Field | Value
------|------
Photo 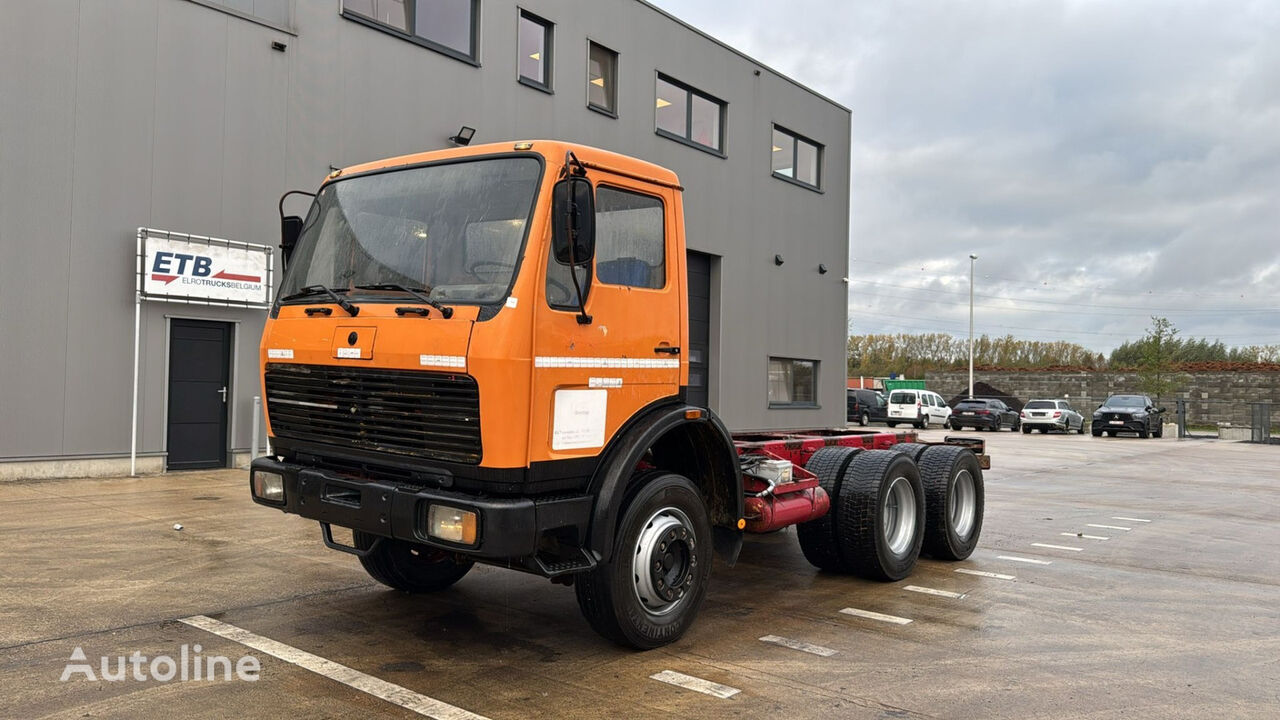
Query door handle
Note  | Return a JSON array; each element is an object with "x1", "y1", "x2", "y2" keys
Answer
[
  {"x1": 653, "y1": 346, "x2": 681, "y2": 355},
  {"x1": 218, "y1": 386, "x2": 228, "y2": 404}
]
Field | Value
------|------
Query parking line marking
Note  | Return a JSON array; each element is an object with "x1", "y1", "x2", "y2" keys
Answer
[
  {"x1": 904, "y1": 585, "x2": 967, "y2": 599},
  {"x1": 1061, "y1": 533, "x2": 1109, "y2": 541},
  {"x1": 998, "y1": 555, "x2": 1052, "y2": 565},
  {"x1": 1031, "y1": 542, "x2": 1083, "y2": 552},
  {"x1": 650, "y1": 670, "x2": 741, "y2": 699},
  {"x1": 839, "y1": 608, "x2": 913, "y2": 625},
  {"x1": 179, "y1": 615, "x2": 489, "y2": 720},
  {"x1": 955, "y1": 568, "x2": 1015, "y2": 580},
  {"x1": 759, "y1": 635, "x2": 838, "y2": 657},
  {"x1": 1113, "y1": 516, "x2": 1152, "y2": 523},
  {"x1": 1088, "y1": 524, "x2": 1131, "y2": 531}
]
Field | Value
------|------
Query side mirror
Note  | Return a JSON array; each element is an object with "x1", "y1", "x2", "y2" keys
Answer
[
  {"x1": 281, "y1": 215, "x2": 304, "y2": 267},
  {"x1": 551, "y1": 176, "x2": 595, "y2": 265}
]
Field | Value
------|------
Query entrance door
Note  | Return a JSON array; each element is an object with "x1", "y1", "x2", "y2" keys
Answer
[
  {"x1": 686, "y1": 251, "x2": 712, "y2": 408},
  {"x1": 167, "y1": 319, "x2": 231, "y2": 470}
]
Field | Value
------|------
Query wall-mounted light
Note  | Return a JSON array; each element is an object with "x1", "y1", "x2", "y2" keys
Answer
[
  {"x1": 774, "y1": 254, "x2": 785, "y2": 266},
  {"x1": 271, "y1": 41, "x2": 287, "y2": 52},
  {"x1": 449, "y1": 126, "x2": 476, "y2": 146},
  {"x1": 818, "y1": 263, "x2": 828, "y2": 274}
]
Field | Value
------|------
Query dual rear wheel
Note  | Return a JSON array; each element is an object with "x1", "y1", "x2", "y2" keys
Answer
[{"x1": 796, "y1": 445, "x2": 984, "y2": 580}]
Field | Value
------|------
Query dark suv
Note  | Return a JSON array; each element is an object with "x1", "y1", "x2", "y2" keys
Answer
[
  {"x1": 846, "y1": 388, "x2": 888, "y2": 426},
  {"x1": 950, "y1": 398, "x2": 1020, "y2": 431},
  {"x1": 1092, "y1": 394, "x2": 1166, "y2": 438}
]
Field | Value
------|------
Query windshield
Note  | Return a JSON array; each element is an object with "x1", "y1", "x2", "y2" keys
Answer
[
  {"x1": 280, "y1": 156, "x2": 542, "y2": 305},
  {"x1": 1107, "y1": 395, "x2": 1147, "y2": 407},
  {"x1": 890, "y1": 391, "x2": 917, "y2": 404},
  {"x1": 1024, "y1": 401, "x2": 1055, "y2": 409}
]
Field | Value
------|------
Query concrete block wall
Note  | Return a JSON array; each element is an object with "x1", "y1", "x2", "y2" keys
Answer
[{"x1": 929, "y1": 371, "x2": 1279, "y2": 427}]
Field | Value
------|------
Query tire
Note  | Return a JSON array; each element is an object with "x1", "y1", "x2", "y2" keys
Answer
[
  {"x1": 888, "y1": 442, "x2": 930, "y2": 462},
  {"x1": 575, "y1": 472, "x2": 712, "y2": 649},
  {"x1": 354, "y1": 531, "x2": 473, "y2": 593},
  {"x1": 1038, "y1": 428, "x2": 1047, "y2": 433},
  {"x1": 1138, "y1": 429, "x2": 1149, "y2": 439},
  {"x1": 837, "y1": 450, "x2": 925, "y2": 581},
  {"x1": 1022, "y1": 426, "x2": 1032, "y2": 434},
  {"x1": 859, "y1": 411, "x2": 870, "y2": 427},
  {"x1": 886, "y1": 422, "x2": 897, "y2": 428},
  {"x1": 1092, "y1": 429, "x2": 1102, "y2": 437},
  {"x1": 919, "y1": 415, "x2": 930, "y2": 430},
  {"x1": 918, "y1": 446, "x2": 984, "y2": 561},
  {"x1": 1076, "y1": 421, "x2": 1085, "y2": 435},
  {"x1": 796, "y1": 446, "x2": 863, "y2": 572},
  {"x1": 1012, "y1": 419, "x2": 1021, "y2": 432},
  {"x1": 1154, "y1": 423, "x2": 1164, "y2": 438}
]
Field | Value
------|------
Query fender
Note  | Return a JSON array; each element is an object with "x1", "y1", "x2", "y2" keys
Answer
[{"x1": 586, "y1": 402, "x2": 743, "y2": 564}]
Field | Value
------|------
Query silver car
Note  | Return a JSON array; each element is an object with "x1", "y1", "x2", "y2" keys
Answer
[{"x1": 1020, "y1": 399, "x2": 1085, "y2": 434}]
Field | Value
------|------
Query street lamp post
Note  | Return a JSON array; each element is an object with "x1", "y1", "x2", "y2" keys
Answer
[{"x1": 968, "y1": 253, "x2": 977, "y2": 399}]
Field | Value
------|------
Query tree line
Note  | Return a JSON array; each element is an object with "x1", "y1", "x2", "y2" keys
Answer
[{"x1": 848, "y1": 322, "x2": 1280, "y2": 378}]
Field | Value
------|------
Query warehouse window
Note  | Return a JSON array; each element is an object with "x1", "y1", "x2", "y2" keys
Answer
[
  {"x1": 771, "y1": 125, "x2": 822, "y2": 190},
  {"x1": 594, "y1": 187, "x2": 665, "y2": 289},
  {"x1": 655, "y1": 74, "x2": 725, "y2": 155},
  {"x1": 517, "y1": 9, "x2": 552, "y2": 91},
  {"x1": 587, "y1": 42, "x2": 618, "y2": 116},
  {"x1": 342, "y1": 0, "x2": 479, "y2": 65},
  {"x1": 768, "y1": 358, "x2": 818, "y2": 407}
]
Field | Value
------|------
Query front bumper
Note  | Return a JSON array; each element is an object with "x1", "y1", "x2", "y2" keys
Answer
[
  {"x1": 249, "y1": 457, "x2": 592, "y2": 561},
  {"x1": 1095, "y1": 417, "x2": 1148, "y2": 433}
]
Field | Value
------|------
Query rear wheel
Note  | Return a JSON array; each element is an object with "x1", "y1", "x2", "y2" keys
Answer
[
  {"x1": 796, "y1": 447, "x2": 862, "y2": 572},
  {"x1": 354, "y1": 531, "x2": 473, "y2": 593},
  {"x1": 837, "y1": 451, "x2": 925, "y2": 581},
  {"x1": 1022, "y1": 426, "x2": 1032, "y2": 434},
  {"x1": 1076, "y1": 421, "x2": 1085, "y2": 435},
  {"x1": 918, "y1": 446, "x2": 984, "y2": 560},
  {"x1": 888, "y1": 442, "x2": 930, "y2": 462},
  {"x1": 1153, "y1": 422, "x2": 1164, "y2": 438},
  {"x1": 919, "y1": 415, "x2": 930, "y2": 430},
  {"x1": 575, "y1": 472, "x2": 712, "y2": 649},
  {"x1": 886, "y1": 422, "x2": 897, "y2": 428},
  {"x1": 859, "y1": 411, "x2": 870, "y2": 427}
]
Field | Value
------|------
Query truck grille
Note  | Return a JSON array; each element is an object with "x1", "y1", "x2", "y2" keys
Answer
[{"x1": 264, "y1": 363, "x2": 481, "y2": 464}]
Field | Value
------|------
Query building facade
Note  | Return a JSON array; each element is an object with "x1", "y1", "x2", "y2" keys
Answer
[{"x1": 0, "y1": 0, "x2": 851, "y2": 478}]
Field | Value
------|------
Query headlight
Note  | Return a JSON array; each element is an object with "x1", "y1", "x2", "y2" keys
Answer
[
  {"x1": 251, "y1": 470, "x2": 285, "y2": 503},
  {"x1": 427, "y1": 505, "x2": 477, "y2": 545},
  {"x1": 1133, "y1": 412, "x2": 1148, "y2": 419},
  {"x1": 1092, "y1": 412, "x2": 1103, "y2": 419}
]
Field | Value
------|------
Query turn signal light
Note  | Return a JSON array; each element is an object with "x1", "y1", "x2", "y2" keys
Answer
[{"x1": 427, "y1": 505, "x2": 477, "y2": 545}]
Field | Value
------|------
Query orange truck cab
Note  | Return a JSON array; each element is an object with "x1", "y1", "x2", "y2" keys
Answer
[{"x1": 250, "y1": 140, "x2": 988, "y2": 649}]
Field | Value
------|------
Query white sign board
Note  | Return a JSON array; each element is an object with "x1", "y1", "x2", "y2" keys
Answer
[
  {"x1": 552, "y1": 389, "x2": 608, "y2": 450},
  {"x1": 138, "y1": 228, "x2": 273, "y2": 307}
]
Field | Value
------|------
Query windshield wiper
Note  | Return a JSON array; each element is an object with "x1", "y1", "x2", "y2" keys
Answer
[
  {"x1": 279, "y1": 284, "x2": 359, "y2": 316},
  {"x1": 354, "y1": 283, "x2": 454, "y2": 319}
]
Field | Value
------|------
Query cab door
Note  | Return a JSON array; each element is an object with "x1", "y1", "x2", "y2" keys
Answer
[{"x1": 531, "y1": 173, "x2": 684, "y2": 462}]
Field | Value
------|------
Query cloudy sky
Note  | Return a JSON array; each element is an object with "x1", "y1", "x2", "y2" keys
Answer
[{"x1": 650, "y1": 0, "x2": 1280, "y2": 353}]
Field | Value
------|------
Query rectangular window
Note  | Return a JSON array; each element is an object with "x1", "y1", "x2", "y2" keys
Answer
[
  {"x1": 771, "y1": 125, "x2": 823, "y2": 189},
  {"x1": 768, "y1": 358, "x2": 818, "y2": 407},
  {"x1": 342, "y1": 0, "x2": 478, "y2": 64},
  {"x1": 594, "y1": 187, "x2": 665, "y2": 289},
  {"x1": 588, "y1": 42, "x2": 618, "y2": 115},
  {"x1": 655, "y1": 74, "x2": 725, "y2": 155},
  {"x1": 517, "y1": 10, "x2": 552, "y2": 91}
]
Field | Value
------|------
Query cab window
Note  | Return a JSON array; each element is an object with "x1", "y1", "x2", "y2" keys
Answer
[{"x1": 593, "y1": 186, "x2": 665, "y2": 289}]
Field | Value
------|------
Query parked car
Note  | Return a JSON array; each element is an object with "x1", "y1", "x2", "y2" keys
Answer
[
  {"x1": 886, "y1": 389, "x2": 952, "y2": 429},
  {"x1": 950, "y1": 398, "x2": 1021, "y2": 431},
  {"x1": 1020, "y1": 399, "x2": 1085, "y2": 434},
  {"x1": 1092, "y1": 394, "x2": 1166, "y2": 438},
  {"x1": 846, "y1": 388, "x2": 889, "y2": 426}
]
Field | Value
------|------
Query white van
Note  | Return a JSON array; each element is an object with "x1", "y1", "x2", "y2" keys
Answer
[{"x1": 886, "y1": 389, "x2": 952, "y2": 429}]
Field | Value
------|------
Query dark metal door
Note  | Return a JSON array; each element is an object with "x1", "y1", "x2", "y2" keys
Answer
[
  {"x1": 167, "y1": 319, "x2": 231, "y2": 469},
  {"x1": 686, "y1": 251, "x2": 712, "y2": 408}
]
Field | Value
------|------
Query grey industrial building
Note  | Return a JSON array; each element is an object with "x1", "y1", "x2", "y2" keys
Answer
[{"x1": 0, "y1": 0, "x2": 851, "y2": 478}]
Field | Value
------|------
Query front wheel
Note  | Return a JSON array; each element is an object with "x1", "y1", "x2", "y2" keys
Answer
[
  {"x1": 887, "y1": 422, "x2": 897, "y2": 428},
  {"x1": 1022, "y1": 426, "x2": 1032, "y2": 434},
  {"x1": 919, "y1": 415, "x2": 930, "y2": 430},
  {"x1": 575, "y1": 473, "x2": 712, "y2": 649},
  {"x1": 354, "y1": 531, "x2": 473, "y2": 593}
]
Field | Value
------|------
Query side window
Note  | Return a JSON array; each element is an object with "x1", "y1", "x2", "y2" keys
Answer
[{"x1": 594, "y1": 186, "x2": 665, "y2": 289}]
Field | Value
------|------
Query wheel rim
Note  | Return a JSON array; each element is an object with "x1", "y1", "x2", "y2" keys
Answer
[
  {"x1": 921, "y1": 415, "x2": 930, "y2": 428},
  {"x1": 632, "y1": 507, "x2": 697, "y2": 616},
  {"x1": 948, "y1": 470, "x2": 977, "y2": 539},
  {"x1": 882, "y1": 476, "x2": 918, "y2": 556}
]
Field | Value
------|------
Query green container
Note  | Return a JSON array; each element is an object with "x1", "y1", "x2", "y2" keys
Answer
[{"x1": 882, "y1": 379, "x2": 926, "y2": 392}]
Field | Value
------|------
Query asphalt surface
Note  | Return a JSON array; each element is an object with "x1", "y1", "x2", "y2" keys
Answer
[{"x1": 2, "y1": 430, "x2": 1277, "y2": 719}]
